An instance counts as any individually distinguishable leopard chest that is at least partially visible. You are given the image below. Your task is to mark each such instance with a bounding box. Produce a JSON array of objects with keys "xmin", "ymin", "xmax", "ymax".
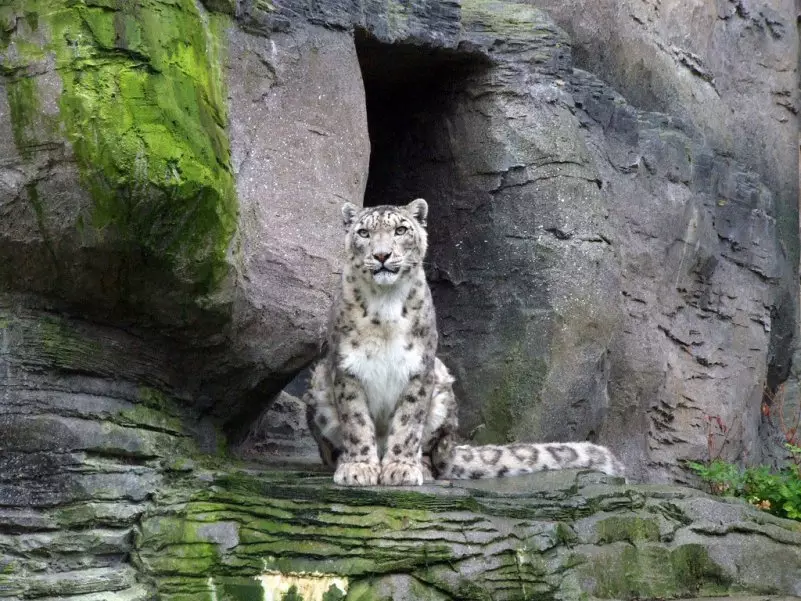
[{"xmin": 339, "ymin": 316, "xmax": 424, "ymax": 430}]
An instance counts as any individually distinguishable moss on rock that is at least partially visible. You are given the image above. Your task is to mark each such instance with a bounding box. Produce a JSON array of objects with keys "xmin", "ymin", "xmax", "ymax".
[
  {"xmin": 6, "ymin": 76, "xmax": 44, "ymax": 155},
  {"xmin": 117, "ymin": 387, "xmax": 188, "ymax": 435},
  {"xmin": 595, "ymin": 515, "xmax": 661, "ymax": 544},
  {"xmin": 216, "ymin": 577, "xmax": 267, "ymax": 601},
  {"xmin": 3, "ymin": 0, "xmax": 237, "ymax": 295},
  {"xmin": 199, "ymin": 0, "xmax": 240, "ymax": 15},
  {"xmin": 583, "ymin": 542, "xmax": 731, "ymax": 599},
  {"xmin": 461, "ymin": 0, "xmax": 564, "ymax": 41},
  {"xmin": 128, "ymin": 469, "xmax": 801, "ymax": 600},
  {"xmin": 37, "ymin": 313, "xmax": 103, "ymax": 371}
]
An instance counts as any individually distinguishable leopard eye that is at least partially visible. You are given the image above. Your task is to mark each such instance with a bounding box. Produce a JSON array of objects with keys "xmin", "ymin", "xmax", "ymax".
[
  {"xmin": 395, "ymin": 226, "xmax": 408, "ymax": 236},
  {"xmin": 357, "ymin": 228, "xmax": 370, "ymax": 238}
]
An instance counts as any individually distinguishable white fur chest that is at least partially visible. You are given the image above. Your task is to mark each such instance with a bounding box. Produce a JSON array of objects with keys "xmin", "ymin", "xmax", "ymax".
[{"xmin": 339, "ymin": 296, "xmax": 423, "ymax": 432}]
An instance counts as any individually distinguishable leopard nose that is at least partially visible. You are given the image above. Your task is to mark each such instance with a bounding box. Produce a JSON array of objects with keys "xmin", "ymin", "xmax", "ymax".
[{"xmin": 373, "ymin": 252, "xmax": 391, "ymax": 264}]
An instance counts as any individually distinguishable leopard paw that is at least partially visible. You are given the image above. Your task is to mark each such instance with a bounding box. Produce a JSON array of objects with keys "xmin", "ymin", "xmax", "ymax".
[
  {"xmin": 379, "ymin": 460, "xmax": 424, "ymax": 486},
  {"xmin": 334, "ymin": 461, "xmax": 380, "ymax": 486}
]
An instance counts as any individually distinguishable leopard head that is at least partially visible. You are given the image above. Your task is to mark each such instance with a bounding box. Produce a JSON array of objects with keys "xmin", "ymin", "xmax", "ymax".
[{"xmin": 341, "ymin": 199, "xmax": 429, "ymax": 287}]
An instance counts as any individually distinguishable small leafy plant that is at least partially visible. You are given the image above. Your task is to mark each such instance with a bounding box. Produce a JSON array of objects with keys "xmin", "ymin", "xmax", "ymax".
[
  {"xmin": 688, "ymin": 382, "xmax": 801, "ymax": 523},
  {"xmin": 688, "ymin": 444, "xmax": 801, "ymax": 521}
]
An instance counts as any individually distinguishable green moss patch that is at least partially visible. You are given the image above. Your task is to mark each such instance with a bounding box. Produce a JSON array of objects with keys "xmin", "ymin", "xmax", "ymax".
[
  {"xmin": 584, "ymin": 542, "xmax": 731, "ymax": 599},
  {"xmin": 595, "ymin": 515, "xmax": 661, "ymax": 544},
  {"xmin": 3, "ymin": 0, "xmax": 237, "ymax": 295},
  {"xmin": 461, "ymin": 0, "xmax": 563, "ymax": 40}
]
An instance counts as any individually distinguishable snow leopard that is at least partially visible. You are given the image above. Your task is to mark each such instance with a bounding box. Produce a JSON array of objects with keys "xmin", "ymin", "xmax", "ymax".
[{"xmin": 303, "ymin": 198, "xmax": 625, "ymax": 486}]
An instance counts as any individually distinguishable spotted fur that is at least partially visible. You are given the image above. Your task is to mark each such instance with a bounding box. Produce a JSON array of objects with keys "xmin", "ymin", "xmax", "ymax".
[{"xmin": 304, "ymin": 199, "xmax": 625, "ymax": 486}]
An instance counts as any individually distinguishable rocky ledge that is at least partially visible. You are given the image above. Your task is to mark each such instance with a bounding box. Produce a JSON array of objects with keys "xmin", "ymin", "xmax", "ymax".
[
  {"xmin": 6, "ymin": 457, "xmax": 801, "ymax": 600},
  {"xmin": 135, "ymin": 470, "xmax": 801, "ymax": 601}
]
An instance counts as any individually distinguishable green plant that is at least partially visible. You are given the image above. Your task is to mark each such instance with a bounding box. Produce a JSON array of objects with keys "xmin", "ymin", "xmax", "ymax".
[
  {"xmin": 688, "ymin": 444, "xmax": 801, "ymax": 521},
  {"xmin": 686, "ymin": 459, "xmax": 742, "ymax": 495}
]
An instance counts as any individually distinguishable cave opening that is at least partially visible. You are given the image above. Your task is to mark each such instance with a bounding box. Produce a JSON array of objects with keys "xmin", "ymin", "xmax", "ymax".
[{"xmin": 354, "ymin": 30, "xmax": 489, "ymax": 210}]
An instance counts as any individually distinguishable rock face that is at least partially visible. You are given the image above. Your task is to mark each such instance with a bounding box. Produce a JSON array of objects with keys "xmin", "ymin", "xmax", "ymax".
[
  {"xmin": 2, "ymin": 0, "xmax": 798, "ymax": 475},
  {"xmin": 347, "ymin": 0, "xmax": 797, "ymax": 482},
  {"xmin": 0, "ymin": 0, "xmax": 370, "ymax": 436},
  {"xmin": 532, "ymin": 0, "xmax": 800, "ymax": 288},
  {"xmin": 573, "ymin": 76, "xmax": 784, "ymax": 481},
  {"xmin": 0, "ymin": 0, "xmax": 800, "ymax": 599},
  {"xmin": 529, "ymin": 0, "xmax": 801, "ymax": 478}
]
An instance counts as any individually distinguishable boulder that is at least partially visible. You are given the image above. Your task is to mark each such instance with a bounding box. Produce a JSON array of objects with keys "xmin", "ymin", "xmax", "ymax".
[
  {"xmin": 0, "ymin": 0, "xmax": 370, "ymax": 435},
  {"xmin": 235, "ymin": 391, "xmax": 319, "ymax": 463}
]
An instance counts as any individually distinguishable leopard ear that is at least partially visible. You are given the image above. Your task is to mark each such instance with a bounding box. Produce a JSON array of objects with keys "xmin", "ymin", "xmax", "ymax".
[
  {"xmin": 341, "ymin": 202, "xmax": 359, "ymax": 229},
  {"xmin": 406, "ymin": 198, "xmax": 428, "ymax": 227}
]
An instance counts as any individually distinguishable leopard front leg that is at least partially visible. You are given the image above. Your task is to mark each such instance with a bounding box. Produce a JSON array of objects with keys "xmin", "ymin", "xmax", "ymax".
[
  {"xmin": 333, "ymin": 371, "xmax": 381, "ymax": 486},
  {"xmin": 380, "ymin": 370, "xmax": 434, "ymax": 486}
]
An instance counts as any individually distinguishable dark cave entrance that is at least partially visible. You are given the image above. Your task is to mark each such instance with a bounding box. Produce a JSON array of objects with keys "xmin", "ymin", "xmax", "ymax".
[
  {"xmin": 354, "ymin": 30, "xmax": 489, "ymax": 210},
  {"xmin": 352, "ymin": 34, "xmax": 497, "ymax": 436}
]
